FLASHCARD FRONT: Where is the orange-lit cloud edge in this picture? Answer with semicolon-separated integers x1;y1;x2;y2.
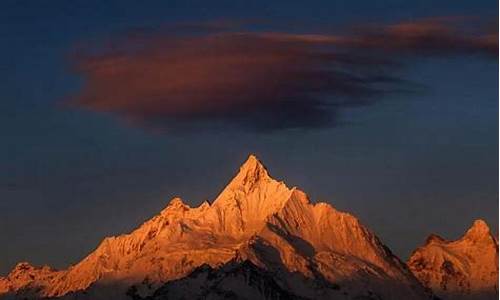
66;16;498;132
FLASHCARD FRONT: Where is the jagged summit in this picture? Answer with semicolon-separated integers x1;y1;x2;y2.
408;219;498;300
421;219;494;247
241;154;266;172
158;197;192;217
209;154;293;238
425;234;446;245
8;262;55;276
463;219;492;241
166;197;188;208
222;154;272;192
12;262;35;271
0;155;494;300
168;197;185;206
0;262;61;296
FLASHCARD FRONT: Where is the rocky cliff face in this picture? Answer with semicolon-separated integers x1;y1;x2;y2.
408;220;498;300
0;155;494;300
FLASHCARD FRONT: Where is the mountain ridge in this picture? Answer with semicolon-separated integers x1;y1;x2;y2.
408;219;498;300
0;155;496;300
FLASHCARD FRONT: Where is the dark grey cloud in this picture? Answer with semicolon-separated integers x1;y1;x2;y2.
68;17;497;132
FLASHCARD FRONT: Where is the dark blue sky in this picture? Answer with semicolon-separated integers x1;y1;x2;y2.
1;0;498;274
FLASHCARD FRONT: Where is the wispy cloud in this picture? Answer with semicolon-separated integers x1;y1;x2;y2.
344;17;498;56
67;17;497;132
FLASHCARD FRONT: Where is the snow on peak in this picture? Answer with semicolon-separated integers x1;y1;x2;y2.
8;262;54;276
12;262;34;272
158;197;191;216
167;197;189;209
208;155;292;237
0;262;61;296
244;154;263;167
169;197;185;206
227;154;271;190
425;234;446;245
463;219;492;241
408;219;498;299
2;154;492;300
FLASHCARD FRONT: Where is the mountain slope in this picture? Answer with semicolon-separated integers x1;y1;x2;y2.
237;189;429;299
143;260;307;300
407;220;499;300
2;155;431;299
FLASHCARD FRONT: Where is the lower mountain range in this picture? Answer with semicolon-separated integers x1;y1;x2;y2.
1;155;497;300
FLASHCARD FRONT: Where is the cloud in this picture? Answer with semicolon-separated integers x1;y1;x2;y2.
68;17;497;132
344;17;498;56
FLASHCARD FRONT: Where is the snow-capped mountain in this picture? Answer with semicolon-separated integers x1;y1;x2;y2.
136;260;307;300
0;155;494;299
408;219;498;300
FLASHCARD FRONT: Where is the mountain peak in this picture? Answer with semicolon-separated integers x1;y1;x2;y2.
9;262;55;275
11;262;35;273
2;155;495;300
222;154;272;192
209;155;292;237
239;154;269;178
425;234;446;245
168;197;186;206
160;197;190;215
246;153;259;162
408;218;498;299
463;219;492;241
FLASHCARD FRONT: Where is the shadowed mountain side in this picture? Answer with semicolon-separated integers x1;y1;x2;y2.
0;155;433;300
132;260;311;300
1;155;494;300
52;240;428;300
116;238;430;300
